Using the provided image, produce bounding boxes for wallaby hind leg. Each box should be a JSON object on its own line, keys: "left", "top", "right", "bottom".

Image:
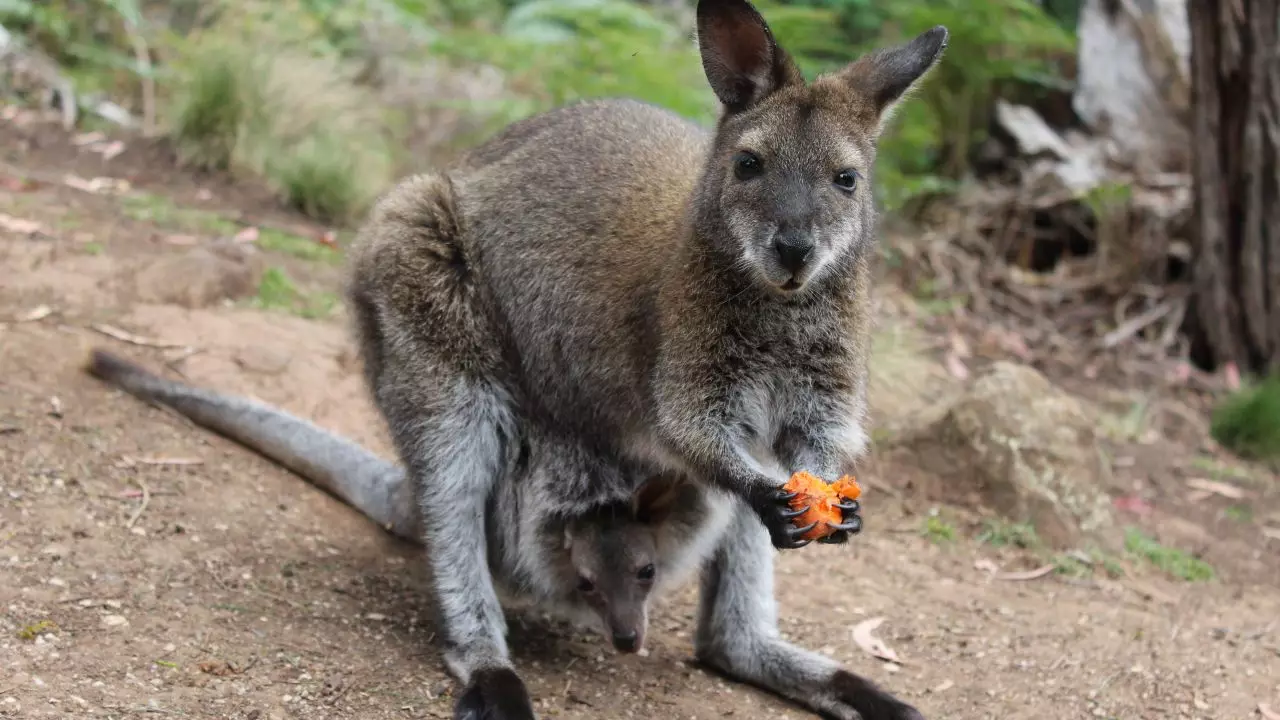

{"left": 694, "top": 504, "right": 925, "bottom": 720}
{"left": 398, "top": 382, "right": 533, "bottom": 720}
{"left": 349, "top": 174, "right": 535, "bottom": 720}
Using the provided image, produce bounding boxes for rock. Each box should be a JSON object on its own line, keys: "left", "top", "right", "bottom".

{"left": 132, "top": 241, "right": 261, "bottom": 309}
{"left": 896, "top": 362, "right": 1113, "bottom": 547}
{"left": 101, "top": 614, "right": 128, "bottom": 627}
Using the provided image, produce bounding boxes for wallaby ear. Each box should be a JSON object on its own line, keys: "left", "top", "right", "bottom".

{"left": 632, "top": 475, "right": 684, "bottom": 525}
{"left": 696, "top": 0, "right": 803, "bottom": 113}
{"left": 838, "top": 25, "right": 949, "bottom": 128}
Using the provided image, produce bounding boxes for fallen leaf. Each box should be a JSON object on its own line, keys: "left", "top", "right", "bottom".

{"left": 1113, "top": 495, "right": 1153, "bottom": 516}
{"left": 17, "top": 305, "right": 53, "bottom": 322}
{"left": 1259, "top": 702, "right": 1280, "bottom": 720}
{"left": 1170, "top": 362, "right": 1192, "bottom": 385}
{"left": 948, "top": 331, "right": 971, "bottom": 359}
{"left": 233, "top": 226, "right": 260, "bottom": 243}
{"left": 1186, "top": 489, "right": 1213, "bottom": 503}
{"left": 1224, "top": 362, "right": 1241, "bottom": 391}
{"left": 318, "top": 230, "right": 339, "bottom": 249}
{"left": 0, "top": 213, "right": 44, "bottom": 235}
{"left": 996, "top": 564, "right": 1054, "bottom": 582}
{"left": 1185, "top": 477, "right": 1246, "bottom": 500}
{"left": 931, "top": 679, "right": 954, "bottom": 693}
{"left": 851, "top": 617, "right": 903, "bottom": 665}
{"left": 944, "top": 351, "right": 970, "bottom": 380}
{"left": 973, "top": 558, "right": 999, "bottom": 574}
{"left": 62, "top": 174, "right": 130, "bottom": 195}
{"left": 98, "top": 140, "right": 126, "bottom": 161}
{"left": 0, "top": 175, "right": 38, "bottom": 191}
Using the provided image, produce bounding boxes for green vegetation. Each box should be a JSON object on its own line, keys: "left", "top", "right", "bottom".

{"left": 1123, "top": 528, "right": 1214, "bottom": 583}
{"left": 921, "top": 514, "right": 955, "bottom": 544}
{"left": 1223, "top": 504, "right": 1252, "bottom": 523}
{"left": 1210, "top": 374, "right": 1280, "bottom": 462}
{"left": 251, "top": 267, "right": 340, "bottom": 319}
{"left": 977, "top": 519, "right": 1040, "bottom": 549}
{"left": 121, "top": 192, "right": 340, "bottom": 263}
{"left": 16, "top": 619, "right": 58, "bottom": 641}
{"left": 2, "top": 0, "right": 1077, "bottom": 223}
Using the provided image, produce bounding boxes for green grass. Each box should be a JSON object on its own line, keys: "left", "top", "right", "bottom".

{"left": 120, "top": 192, "right": 339, "bottom": 263}
{"left": 921, "top": 515, "right": 956, "bottom": 544}
{"left": 1189, "top": 455, "right": 1260, "bottom": 484}
{"left": 250, "top": 267, "right": 339, "bottom": 320}
{"left": 977, "top": 519, "right": 1041, "bottom": 549}
{"left": 1223, "top": 504, "right": 1253, "bottom": 523}
{"left": 1052, "top": 554, "right": 1091, "bottom": 577}
{"left": 1123, "top": 528, "right": 1214, "bottom": 582}
{"left": 121, "top": 193, "right": 234, "bottom": 234}
{"left": 82, "top": 242, "right": 105, "bottom": 255}
{"left": 1210, "top": 375, "right": 1280, "bottom": 462}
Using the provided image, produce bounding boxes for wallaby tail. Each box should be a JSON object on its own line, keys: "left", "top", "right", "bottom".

{"left": 85, "top": 348, "right": 419, "bottom": 541}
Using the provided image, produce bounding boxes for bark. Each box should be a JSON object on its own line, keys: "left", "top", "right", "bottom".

{"left": 1187, "top": 0, "right": 1280, "bottom": 372}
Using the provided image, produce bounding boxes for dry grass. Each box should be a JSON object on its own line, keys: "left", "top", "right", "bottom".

{"left": 167, "top": 30, "right": 394, "bottom": 225}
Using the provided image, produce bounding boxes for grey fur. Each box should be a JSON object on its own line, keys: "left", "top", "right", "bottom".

{"left": 342, "top": 1, "right": 945, "bottom": 717}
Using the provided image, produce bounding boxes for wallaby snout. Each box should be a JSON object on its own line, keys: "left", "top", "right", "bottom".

{"left": 606, "top": 612, "right": 647, "bottom": 654}
{"left": 773, "top": 229, "right": 815, "bottom": 276}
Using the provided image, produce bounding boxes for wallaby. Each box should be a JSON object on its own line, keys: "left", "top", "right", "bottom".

{"left": 83, "top": 349, "right": 725, "bottom": 656}
{"left": 345, "top": 0, "right": 944, "bottom": 718}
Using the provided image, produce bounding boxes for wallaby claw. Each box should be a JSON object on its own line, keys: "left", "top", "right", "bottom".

{"left": 835, "top": 500, "right": 860, "bottom": 512}
{"left": 789, "top": 519, "right": 819, "bottom": 538}
{"left": 780, "top": 504, "right": 810, "bottom": 519}
{"left": 828, "top": 518, "right": 862, "bottom": 533}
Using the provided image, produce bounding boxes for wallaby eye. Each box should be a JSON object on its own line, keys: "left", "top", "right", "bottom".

{"left": 733, "top": 151, "right": 763, "bottom": 181}
{"left": 576, "top": 577, "right": 595, "bottom": 593}
{"left": 833, "top": 170, "right": 858, "bottom": 192}
{"left": 636, "top": 564, "right": 656, "bottom": 581}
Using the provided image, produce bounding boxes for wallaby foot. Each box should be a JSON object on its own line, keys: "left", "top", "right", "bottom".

{"left": 695, "top": 505, "right": 923, "bottom": 720}
{"left": 453, "top": 667, "right": 536, "bottom": 720}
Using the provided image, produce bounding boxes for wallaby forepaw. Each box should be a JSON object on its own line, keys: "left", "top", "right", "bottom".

{"left": 453, "top": 668, "right": 537, "bottom": 720}
{"left": 817, "top": 499, "right": 862, "bottom": 545}
{"left": 828, "top": 669, "right": 925, "bottom": 720}
{"left": 752, "top": 486, "right": 818, "bottom": 550}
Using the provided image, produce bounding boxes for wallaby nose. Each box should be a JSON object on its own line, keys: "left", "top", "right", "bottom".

{"left": 611, "top": 631, "right": 639, "bottom": 653}
{"left": 774, "top": 235, "right": 814, "bottom": 274}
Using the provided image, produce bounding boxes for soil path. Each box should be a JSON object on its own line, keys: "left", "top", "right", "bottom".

{"left": 2, "top": 115, "right": 1278, "bottom": 720}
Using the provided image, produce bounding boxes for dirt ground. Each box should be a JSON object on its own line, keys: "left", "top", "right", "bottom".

{"left": 3, "top": 110, "right": 1279, "bottom": 720}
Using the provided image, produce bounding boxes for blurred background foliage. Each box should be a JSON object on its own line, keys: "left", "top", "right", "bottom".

{"left": 1, "top": 0, "right": 1080, "bottom": 222}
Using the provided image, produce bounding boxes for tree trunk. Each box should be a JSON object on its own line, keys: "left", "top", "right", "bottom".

{"left": 1187, "top": 0, "right": 1280, "bottom": 373}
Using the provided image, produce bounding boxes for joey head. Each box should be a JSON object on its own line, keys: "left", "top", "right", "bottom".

{"left": 561, "top": 474, "right": 687, "bottom": 654}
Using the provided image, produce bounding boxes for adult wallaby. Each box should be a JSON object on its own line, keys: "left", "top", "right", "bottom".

{"left": 83, "top": 348, "right": 726, "bottom": 657}
{"left": 345, "top": 0, "right": 946, "bottom": 717}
